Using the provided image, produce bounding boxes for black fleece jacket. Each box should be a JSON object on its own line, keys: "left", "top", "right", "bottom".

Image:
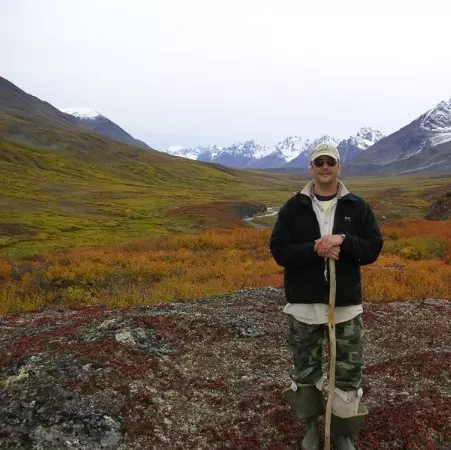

{"left": 270, "top": 191, "right": 383, "bottom": 306}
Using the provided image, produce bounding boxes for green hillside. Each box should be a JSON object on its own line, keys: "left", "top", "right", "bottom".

{"left": 0, "top": 121, "right": 305, "bottom": 258}
{"left": 0, "top": 74, "right": 449, "bottom": 260}
{"left": 1, "top": 123, "right": 450, "bottom": 259}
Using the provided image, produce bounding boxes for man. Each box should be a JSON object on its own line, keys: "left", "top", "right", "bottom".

{"left": 270, "top": 143, "right": 383, "bottom": 450}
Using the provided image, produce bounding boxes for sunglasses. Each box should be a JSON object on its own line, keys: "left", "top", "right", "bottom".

{"left": 312, "top": 158, "right": 338, "bottom": 167}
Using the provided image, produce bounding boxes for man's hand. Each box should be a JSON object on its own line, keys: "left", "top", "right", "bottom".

{"left": 314, "top": 234, "right": 344, "bottom": 259}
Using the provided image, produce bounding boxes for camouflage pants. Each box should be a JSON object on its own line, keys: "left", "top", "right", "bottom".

{"left": 287, "top": 314, "right": 364, "bottom": 391}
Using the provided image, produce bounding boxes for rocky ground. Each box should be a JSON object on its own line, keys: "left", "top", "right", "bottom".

{"left": 1, "top": 288, "right": 450, "bottom": 449}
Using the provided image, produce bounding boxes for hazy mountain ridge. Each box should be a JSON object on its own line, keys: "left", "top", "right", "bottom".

{"left": 0, "top": 77, "right": 77, "bottom": 129}
{"left": 1, "top": 75, "right": 450, "bottom": 174}
{"left": 350, "top": 99, "right": 451, "bottom": 173}
{"left": 162, "top": 100, "right": 451, "bottom": 174}
{"left": 61, "top": 107, "right": 150, "bottom": 150}
{"left": 0, "top": 77, "right": 150, "bottom": 151}
{"left": 164, "top": 130, "right": 381, "bottom": 169}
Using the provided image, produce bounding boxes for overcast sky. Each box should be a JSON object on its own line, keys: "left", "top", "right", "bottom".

{"left": 2, "top": 0, "right": 451, "bottom": 149}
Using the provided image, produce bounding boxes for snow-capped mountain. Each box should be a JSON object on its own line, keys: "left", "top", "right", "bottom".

{"left": 165, "top": 145, "right": 206, "bottom": 160}
{"left": 3, "top": 74, "right": 449, "bottom": 175}
{"left": 420, "top": 100, "right": 451, "bottom": 132}
{"left": 164, "top": 98, "right": 451, "bottom": 174}
{"left": 338, "top": 127, "right": 385, "bottom": 162}
{"left": 419, "top": 99, "right": 451, "bottom": 147}
{"left": 199, "top": 139, "right": 272, "bottom": 167}
{"left": 272, "top": 136, "right": 307, "bottom": 161}
{"left": 61, "top": 107, "right": 104, "bottom": 120}
{"left": 165, "top": 139, "right": 273, "bottom": 167}
{"left": 61, "top": 107, "right": 150, "bottom": 149}
{"left": 351, "top": 99, "right": 451, "bottom": 174}
{"left": 163, "top": 131, "right": 382, "bottom": 170}
{"left": 244, "top": 136, "right": 307, "bottom": 169}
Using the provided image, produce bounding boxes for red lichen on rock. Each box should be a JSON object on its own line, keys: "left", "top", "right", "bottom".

{"left": 0, "top": 289, "right": 449, "bottom": 449}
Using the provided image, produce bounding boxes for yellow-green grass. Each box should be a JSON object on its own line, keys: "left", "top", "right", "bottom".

{"left": 343, "top": 175, "right": 451, "bottom": 220}
{"left": 0, "top": 135, "right": 303, "bottom": 258}
{"left": 1, "top": 127, "right": 450, "bottom": 260}
{"left": 245, "top": 175, "right": 451, "bottom": 228}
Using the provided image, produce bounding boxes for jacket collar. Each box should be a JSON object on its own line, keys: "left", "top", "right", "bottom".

{"left": 299, "top": 180, "right": 352, "bottom": 202}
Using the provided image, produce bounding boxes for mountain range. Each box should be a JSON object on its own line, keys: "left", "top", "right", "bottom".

{"left": 347, "top": 101, "right": 451, "bottom": 174}
{"left": 0, "top": 76, "right": 148, "bottom": 150}
{"left": 164, "top": 128, "right": 385, "bottom": 170}
{"left": 161, "top": 106, "right": 451, "bottom": 174}
{"left": 1, "top": 75, "right": 450, "bottom": 174}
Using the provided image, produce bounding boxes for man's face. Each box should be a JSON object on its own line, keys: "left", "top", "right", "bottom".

{"left": 310, "top": 156, "right": 341, "bottom": 186}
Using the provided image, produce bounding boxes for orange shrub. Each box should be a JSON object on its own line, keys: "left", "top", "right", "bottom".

{"left": 382, "top": 219, "right": 451, "bottom": 262}
{"left": 0, "top": 260, "right": 12, "bottom": 282}
{"left": 363, "top": 255, "right": 451, "bottom": 302}
{"left": 0, "top": 222, "right": 449, "bottom": 315}
{"left": 382, "top": 219, "right": 450, "bottom": 241}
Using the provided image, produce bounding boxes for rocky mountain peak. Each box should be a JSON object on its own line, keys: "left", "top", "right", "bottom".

{"left": 337, "top": 127, "right": 384, "bottom": 163}
{"left": 306, "top": 135, "right": 340, "bottom": 155}
{"left": 273, "top": 136, "right": 308, "bottom": 161}
{"left": 343, "top": 127, "right": 384, "bottom": 150}
{"left": 61, "top": 107, "right": 104, "bottom": 120}
{"left": 356, "top": 126, "right": 384, "bottom": 142}
{"left": 228, "top": 139, "right": 271, "bottom": 158}
{"left": 59, "top": 106, "right": 149, "bottom": 149}
{"left": 420, "top": 99, "right": 451, "bottom": 132}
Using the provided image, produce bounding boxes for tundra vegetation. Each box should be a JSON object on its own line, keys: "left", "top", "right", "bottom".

{"left": 0, "top": 161, "right": 449, "bottom": 315}
{"left": 0, "top": 131, "right": 450, "bottom": 448}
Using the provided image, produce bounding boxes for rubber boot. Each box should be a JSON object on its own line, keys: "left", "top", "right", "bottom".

{"left": 283, "top": 384, "right": 325, "bottom": 419}
{"left": 331, "top": 433, "right": 356, "bottom": 450}
{"left": 331, "top": 402, "right": 368, "bottom": 450}
{"left": 283, "top": 384, "right": 324, "bottom": 450}
{"left": 301, "top": 416, "right": 321, "bottom": 450}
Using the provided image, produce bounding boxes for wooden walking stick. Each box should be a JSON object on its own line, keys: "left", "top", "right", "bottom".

{"left": 324, "top": 258, "right": 337, "bottom": 450}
